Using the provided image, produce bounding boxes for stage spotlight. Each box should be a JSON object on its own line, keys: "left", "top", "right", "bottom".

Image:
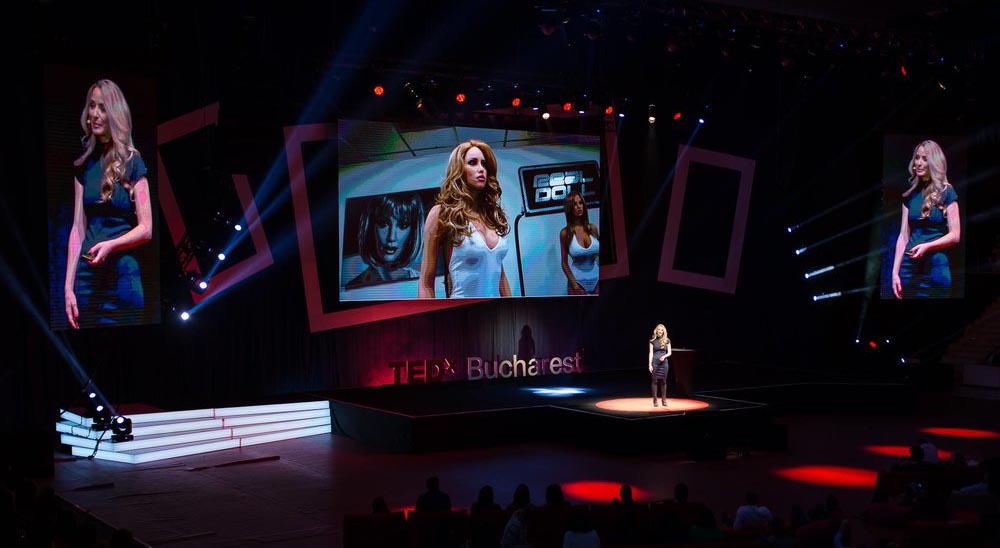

{"left": 604, "top": 106, "right": 614, "bottom": 115}
{"left": 234, "top": 224, "right": 242, "bottom": 231}
{"left": 812, "top": 291, "right": 842, "bottom": 301}
{"left": 198, "top": 280, "right": 208, "bottom": 291}
{"left": 648, "top": 116, "right": 656, "bottom": 124}
{"left": 868, "top": 341, "right": 877, "bottom": 349}
{"left": 562, "top": 102, "right": 573, "bottom": 112}
{"left": 91, "top": 404, "right": 112, "bottom": 431}
{"left": 618, "top": 113, "right": 625, "bottom": 118}
{"left": 885, "top": 339, "right": 890, "bottom": 344}
{"left": 455, "top": 93, "right": 466, "bottom": 103}
{"left": 217, "top": 252, "right": 226, "bottom": 261}
{"left": 855, "top": 339, "right": 860, "bottom": 344}
{"left": 900, "top": 65, "right": 907, "bottom": 77}
{"left": 542, "top": 112, "right": 550, "bottom": 120}
{"left": 511, "top": 97, "right": 521, "bottom": 107}
{"left": 578, "top": 109, "right": 585, "bottom": 115}
{"left": 648, "top": 104, "right": 656, "bottom": 124}
{"left": 795, "top": 247, "right": 807, "bottom": 255}
{"left": 111, "top": 416, "right": 134, "bottom": 443}
{"left": 180, "top": 311, "right": 190, "bottom": 321}
{"left": 531, "top": 106, "right": 539, "bottom": 111}
{"left": 698, "top": 117, "right": 705, "bottom": 124}
{"left": 804, "top": 265, "right": 835, "bottom": 279}
{"left": 900, "top": 358, "right": 906, "bottom": 364}
{"left": 373, "top": 85, "right": 384, "bottom": 96}
{"left": 673, "top": 112, "right": 682, "bottom": 121}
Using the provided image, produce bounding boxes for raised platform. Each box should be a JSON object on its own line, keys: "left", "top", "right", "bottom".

{"left": 311, "top": 370, "right": 777, "bottom": 453}
{"left": 56, "top": 401, "right": 333, "bottom": 464}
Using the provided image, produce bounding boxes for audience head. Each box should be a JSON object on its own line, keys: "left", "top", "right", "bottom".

{"left": 909, "top": 445, "right": 924, "bottom": 461}
{"left": 476, "top": 485, "right": 495, "bottom": 506}
{"left": 674, "top": 482, "right": 689, "bottom": 503}
{"left": 545, "top": 483, "right": 566, "bottom": 506}
{"left": 372, "top": 496, "right": 389, "bottom": 514}
{"left": 512, "top": 483, "right": 531, "bottom": 508}
{"left": 619, "top": 484, "right": 633, "bottom": 503}
{"left": 426, "top": 476, "right": 440, "bottom": 492}
{"left": 745, "top": 491, "right": 759, "bottom": 506}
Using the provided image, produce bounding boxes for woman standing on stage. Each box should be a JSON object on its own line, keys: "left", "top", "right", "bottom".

{"left": 648, "top": 324, "right": 672, "bottom": 407}
{"left": 64, "top": 79, "right": 152, "bottom": 328}
{"left": 418, "top": 140, "right": 511, "bottom": 298}
{"left": 559, "top": 191, "right": 599, "bottom": 295}
{"left": 891, "top": 140, "right": 961, "bottom": 299}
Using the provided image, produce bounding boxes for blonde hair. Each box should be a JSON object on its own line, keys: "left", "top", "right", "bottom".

{"left": 650, "top": 324, "right": 669, "bottom": 346}
{"left": 435, "top": 140, "right": 509, "bottom": 248}
{"left": 902, "top": 140, "right": 952, "bottom": 220}
{"left": 74, "top": 79, "right": 141, "bottom": 203}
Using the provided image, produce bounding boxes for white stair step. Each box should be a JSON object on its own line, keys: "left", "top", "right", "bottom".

{"left": 58, "top": 400, "right": 330, "bottom": 427}
{"left": 69, "top": 425, "right": 332, "bottom": 464}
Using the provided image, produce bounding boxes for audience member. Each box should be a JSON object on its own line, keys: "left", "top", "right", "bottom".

{"left": 472, "top": 485, "right": 502, "bottom": 514}
{"left": 918, "top": 438, "right": 940, "bottom": 463}
{"left": 500, "top": 507, "right": 531, "bottom": 548}
{"left": 733, "top": 491, "right": 772, "bottom": 532}
{"left": 415, "top": 476, "right": 452, "bottom": 512}
{"left": 508, "top": 483, "right": 532, "bottom": 511}
{"left": 562, "top": 508, "right": 600, "bottom": 548}
{"left": 545, "top": 483, "right": 569, "bottom": 508}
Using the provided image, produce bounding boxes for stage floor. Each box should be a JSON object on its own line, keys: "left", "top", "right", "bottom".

{"left": 309, "top": 370, "right": 774, "bottom": 452}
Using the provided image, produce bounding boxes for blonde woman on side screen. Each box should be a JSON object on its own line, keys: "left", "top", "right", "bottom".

{"left": 648, "top": 324, "right": 672, "bottom": 407}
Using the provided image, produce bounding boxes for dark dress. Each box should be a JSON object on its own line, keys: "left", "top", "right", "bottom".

{"left": 899, "top": 184, "right": 958, "bottom": 298}
{"left": 73, "top": 151, "right": 147, "bottom": 326}
{"left": 651, "top": 339, "right": 670, "bottom": 380}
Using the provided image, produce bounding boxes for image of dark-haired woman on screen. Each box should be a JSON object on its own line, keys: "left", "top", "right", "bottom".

{"left": 64, "top": 79, "right": 152, "bottom": 329}
{"left": 346, "top": 193, "right": 424, "bottom": 289}
{"left": 560, "top": 191, "right": 599, "bottom": 295}
{"left": 418, "top": 140, "right": 511, "bottom": 298}
{"left": 891, "top": 140, "right": 961, "bottom": 299}
{"left": 648, "top": 324, "right": 672, "bottom": 407}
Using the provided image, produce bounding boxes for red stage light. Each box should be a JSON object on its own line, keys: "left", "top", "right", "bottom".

{"left": 773, "top": 465, "right": 877, "bottom": 488}
{"left": 673, "top": 112, "right": 682, "bottom": 121}
{"left": 863, "top": 445, "right": 953, "bottom": 460}
{"left": 561, "top": 481, "right": 651, "bottom": 503}
{"left": 900, "top": 65, "right": 908, "bottom": 77}
{"left": 921, "top": 427, "right": 1000, "bottom": 439}
{"left": 562, "top": 102, "right": 573, "bottom": 112}
{"left": 511, "top": 97, "right": 521, "bottom": 107}
{"left": 868, "top": 341, "right": 877, "bottom": 349}
{"left": 455, "top": 93, "right": 466, "bottom": 103}
{"left": 604, "top": 106, "right": 614, "bottom": 115}
{"left": 373, "top": 85, "right": 384, "bottom": 96}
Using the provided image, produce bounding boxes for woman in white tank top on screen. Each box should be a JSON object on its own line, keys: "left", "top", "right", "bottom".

{"left": 560, "top": 191, "right": 599, "bottom": 295}
{"left": 418, "top": 140, "right": 511, "bottom": 298}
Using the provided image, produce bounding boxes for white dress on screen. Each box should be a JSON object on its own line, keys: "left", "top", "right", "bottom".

{"left": 448, "top": 230, "right": 508, "bottom": 297}
{"left": 568, "top": 233, "right": 599, "bottom": 293}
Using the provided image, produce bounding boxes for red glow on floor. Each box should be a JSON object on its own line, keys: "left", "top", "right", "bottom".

{"left": 921, "top": 427, "right": 1000, "bottom": 439}
{"left": 773, "top": 466, "right": 877, "bottom": 488}
{"left": 863, "top": 445, "right": 953, "bottom": 460}
{"left": 561, "top": 481, "right": 651, "bottom": 503}
{"left": 594, "top": 398, "right": 711, "bottom": 413}
{"left": 394, "top": 505, "right": 416, "bottom": 517}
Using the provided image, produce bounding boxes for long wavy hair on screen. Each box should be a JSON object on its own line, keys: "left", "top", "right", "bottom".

{"left": 563, "top": 190, "right": 598, "bottom": 237}
{"left": 434, "top": 140, "right": 509, "bottom": 248}
{"left": 74, "top": 79, "right": 141, "bottom": 203}
{"left": 902, "top": 139, "right": 952, "bottom": 220}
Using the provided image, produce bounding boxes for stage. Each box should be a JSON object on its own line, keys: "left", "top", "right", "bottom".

{"left": 311, "top": 370, "right": 780, "bottom": 454}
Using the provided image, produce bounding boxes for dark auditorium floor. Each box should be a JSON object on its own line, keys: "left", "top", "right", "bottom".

{"left": 51, "top": 393, "right": 1000, "bottom": 548}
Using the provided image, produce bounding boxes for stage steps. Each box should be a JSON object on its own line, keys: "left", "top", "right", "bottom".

{"left": 56, "top": 401, "right": 332, "bottom": 464}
